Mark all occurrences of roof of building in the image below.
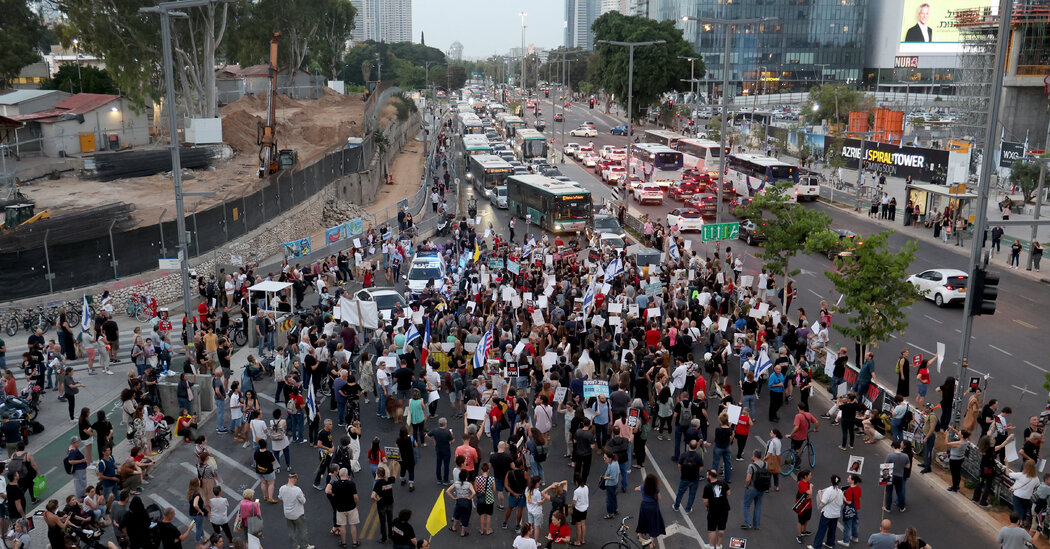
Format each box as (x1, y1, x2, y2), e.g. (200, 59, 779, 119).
(0, 116, 24, 130)
(8, 93, 121, 123)
(0, 89, 69, 105)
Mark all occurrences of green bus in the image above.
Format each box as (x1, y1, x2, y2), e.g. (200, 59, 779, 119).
(461, 134, 491, 158)
(507, 174, 592, 233)
(501, 115, 526, 138)
(512, 128, 548, 162)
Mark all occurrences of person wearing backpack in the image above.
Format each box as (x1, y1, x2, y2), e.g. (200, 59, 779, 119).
(673, 439, 704, 513)
(806, 474, 844, 549)
(741, 450, 770, 530)
(671, 392, 693, 461)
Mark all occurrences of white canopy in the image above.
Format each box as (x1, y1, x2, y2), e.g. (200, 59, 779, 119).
(247, 281, 293, 293)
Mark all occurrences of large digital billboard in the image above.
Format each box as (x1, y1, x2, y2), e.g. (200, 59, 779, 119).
(898, 0, 996, 53)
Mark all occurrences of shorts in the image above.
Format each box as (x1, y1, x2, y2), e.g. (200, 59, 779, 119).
(229, 418, 243, 431)
(528, 511, 543, 526)
(336, 509, 360, 526)
(476, 501, 494, 516)
(495, 478, 506, 492)
(259, 471, 275, 481)
(791, 438, 805, 451)
(109, 339, 120, 351)
(571, 508, 587, 523)
(509, 495, 526, 508)
(917, 383, 929, 397)
(86, 347, 96, 360)
(797, 508, 812, 524)
(707, 510, 728, 532)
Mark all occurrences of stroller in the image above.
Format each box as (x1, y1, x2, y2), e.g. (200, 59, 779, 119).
(151, 417, 173, 453)
(64, 519, 106, 549)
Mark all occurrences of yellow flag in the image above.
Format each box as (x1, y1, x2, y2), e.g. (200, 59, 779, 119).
(473, 242, 481, 263)
(425, 492, 447, 537)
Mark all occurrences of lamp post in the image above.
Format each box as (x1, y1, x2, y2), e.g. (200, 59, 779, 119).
(72, 38, 82, 93)
(518, 12, 527, 92)
(683, 15, 777, 223)
(596, 39, 666, 213)
(678, 56, 697, 102)
(814, 63, 830, 86)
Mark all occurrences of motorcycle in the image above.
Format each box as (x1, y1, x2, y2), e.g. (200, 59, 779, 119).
(467, 198, 478, 219)
(437, 213, 456, 236)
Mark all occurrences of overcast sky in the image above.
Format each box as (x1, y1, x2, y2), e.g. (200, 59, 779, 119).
(413, 0, 564, 59)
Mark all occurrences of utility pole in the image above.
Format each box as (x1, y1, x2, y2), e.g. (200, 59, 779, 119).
(678, 56, 697, 101)
(815, 63, 830, 87)
(518, 12, 527, 91)
(597, 39, 667, 214)
(683, 15, 777, 223)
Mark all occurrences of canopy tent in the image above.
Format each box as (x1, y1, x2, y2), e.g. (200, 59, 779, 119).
(246, 280, 292, 317)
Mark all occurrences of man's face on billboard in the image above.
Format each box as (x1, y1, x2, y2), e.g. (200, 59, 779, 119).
(917, 5, 930, 25)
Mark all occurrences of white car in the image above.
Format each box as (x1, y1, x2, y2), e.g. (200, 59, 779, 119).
(575, 145, 594, 159)
(598, 232, 626, 252)
(907, 268, 969, 307)
(354, 287, 407, 321)
(492, 185, 508, 209)
(608, 149, 627, 162)
(633, 183, 664, 205)
(405, 252, 447, 297)
(602, 165, 626, 183)
(582, 153, 600, 168)
(563, 142, 579, 156)
(570, 127, 598, 138)
(599, 145, 615, 159)
(666, 208, 704, 232)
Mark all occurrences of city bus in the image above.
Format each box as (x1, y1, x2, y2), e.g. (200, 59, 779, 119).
(643, 129, 685, 150)
(725, 153, 799, 198)
(500, 115, 526, 138)
(457, 112, 484, 135)
(512, 128, 549, 162)
(676, 138, 728, 172)
(506, 174, 593, 233)
(631, 143, 684, 172)
(461, 134, 491, 158)
(467, 154, 514, 199)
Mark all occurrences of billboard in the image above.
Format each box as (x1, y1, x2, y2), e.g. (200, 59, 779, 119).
(837, 138, 950, 182)
(898, 0, 995, 53)
(999, 142, 1026, 168)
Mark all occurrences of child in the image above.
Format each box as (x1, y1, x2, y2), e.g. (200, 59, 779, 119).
(547, 510, 571, 548)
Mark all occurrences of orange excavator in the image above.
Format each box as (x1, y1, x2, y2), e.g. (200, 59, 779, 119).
(257, 32, 280, 178)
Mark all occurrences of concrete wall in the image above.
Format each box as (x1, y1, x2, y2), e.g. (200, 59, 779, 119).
(1000, 85, 1050, 151)
(334, 111, 421, 206)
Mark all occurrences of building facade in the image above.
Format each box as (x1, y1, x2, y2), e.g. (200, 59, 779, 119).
(565, 0, 601, 50)
(449, 41, 463, 61)
(350, 0, 412, 44)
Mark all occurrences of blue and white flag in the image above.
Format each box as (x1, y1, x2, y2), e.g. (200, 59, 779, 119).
(472, 323, 494, 372)
(605, 257, 623, 280)
(404, 322, 421, 353)
(755, 348, 773, 378)
(582, 282, 597, 317)
(668, 237, 681, 264)
(306, 381, 317, 422)
(521, 236, 537, 259)
(80, 295, 92, 333)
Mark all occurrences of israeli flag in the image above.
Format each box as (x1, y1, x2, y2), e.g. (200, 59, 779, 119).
(472, 323, 493, 372)
(668, 237, 681, 264)
(755, 348, 774, 378)
(80, 295, 92, 333)
(306, 381, 317, 422)
(522, 236, 537, 259)
(605, 257, 623, 279)
(582, 282, 597, 317)
(404, 322, 421, 353)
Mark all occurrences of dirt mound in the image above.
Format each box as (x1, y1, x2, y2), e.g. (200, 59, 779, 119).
(379, 103, 398, 127)
(222, 110, 263, 154)
(220, 93, 302, 115)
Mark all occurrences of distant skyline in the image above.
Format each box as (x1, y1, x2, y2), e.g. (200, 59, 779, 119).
(412, 0, 564, 59)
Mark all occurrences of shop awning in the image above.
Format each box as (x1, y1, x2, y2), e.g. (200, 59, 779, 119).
(907, 183, 977, 199)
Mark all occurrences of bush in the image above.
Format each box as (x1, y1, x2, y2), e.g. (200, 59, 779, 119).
(392, 92, 418, 121)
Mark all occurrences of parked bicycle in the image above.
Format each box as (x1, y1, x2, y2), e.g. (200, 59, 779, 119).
(601, 516, 645, 549)
(4, 306, 53, 337)
(125, 293, 157, 322)
(781, 434, 817, 475)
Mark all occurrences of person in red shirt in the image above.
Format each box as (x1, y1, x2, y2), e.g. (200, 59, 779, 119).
(794, 469, 814, 543)
(693, 376, 707, 403)
(4, 370, 17, 396)
(733, 406, 752, 460)
(547, 510, 571, 546)
(454, 434, 479, 480)
(645, 322, 661, 349)
(789, 402, 819, 451)
(841, 473, 862, 544)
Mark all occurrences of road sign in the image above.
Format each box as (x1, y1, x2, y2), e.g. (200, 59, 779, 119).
(701, 222, 740, 242)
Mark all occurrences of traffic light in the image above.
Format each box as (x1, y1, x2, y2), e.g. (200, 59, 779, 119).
(589, 98, 595, 109)
(544, 89, 549, 97)
(968, 266, 1000, 316)
(668, 99, 674, 109)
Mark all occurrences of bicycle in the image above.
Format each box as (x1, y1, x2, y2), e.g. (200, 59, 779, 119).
(5, 306, 52, 337)
(601, 515, 647, 549)
(125, 293, 156, 322)
(781, 434, 817, 475)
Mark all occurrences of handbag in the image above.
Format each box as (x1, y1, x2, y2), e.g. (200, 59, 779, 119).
(843, 502, 857, 520)
(247, 515, 264, 535)
(764, 441, 782, 475)
(792, 495, 810, 514)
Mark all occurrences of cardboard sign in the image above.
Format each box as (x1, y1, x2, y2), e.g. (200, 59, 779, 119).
(609, 316, 622, 326)
(729, 538, 747, 549)
(726, 404, 742, 425)
(879, 463, 893, 486)
(386, 447, 401, 461)
(969, 377, 981, 391)
(583, 380, 609, 398)
(542, 353, 557, 371)
(847, 456, 865, 475)
(507, 363, 519, 377)
(936, 342, 945, 373)
(740, 275, 754, 288)
(466, 405, 487, 421)
(627, 407, 641, 428)
(554, 386, 568, 404)
(592, 316, 606, 327)
(717, 318, 729, 332)
(532, 310, 545, 326)
(912, 354, 923, 368)
(608, 303, 623, 314)
(646, 307, 660, 318)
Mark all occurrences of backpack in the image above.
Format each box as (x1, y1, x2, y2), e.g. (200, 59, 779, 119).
(533, 443, 548, 463)
(8, 454, 27, 477)
(334, 445, 354, 470)
(752, 462, 772, 492)
(681, 450, 700, 471)
(63, 455, 74, 475)
(449, 371, 464, 392)
(678, 403, 693, 427)
(901, 407, 914, 425)
(267, 419, 286, 441)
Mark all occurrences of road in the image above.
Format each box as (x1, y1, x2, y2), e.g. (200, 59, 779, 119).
(541, 100, 1050, 425)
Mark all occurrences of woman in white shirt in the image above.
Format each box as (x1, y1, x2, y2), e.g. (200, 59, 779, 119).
(1008, 459, 1040, 524)
(512, 523, 539, 549)
(807, 474, 844, 549)
(572, 476, 589, 545)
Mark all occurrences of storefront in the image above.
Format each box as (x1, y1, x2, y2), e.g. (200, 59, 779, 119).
(905, 183, 976, 225)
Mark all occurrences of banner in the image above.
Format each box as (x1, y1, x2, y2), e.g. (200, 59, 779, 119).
(346, 217, 364, 236)
(898, 0, 994, 53)
(1000, 141, 1026, 168)
(283, 238, 313, 258)
(336, 296, 379, 329)
(837, 138, 949, 182)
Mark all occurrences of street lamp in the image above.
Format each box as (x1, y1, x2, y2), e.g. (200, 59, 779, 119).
(596, 39, 666, 213)
(678, 56, 697, 102)
(518, 12, 527, 91)
(682, 15, 777, 223)
(72, 38, 82, 93)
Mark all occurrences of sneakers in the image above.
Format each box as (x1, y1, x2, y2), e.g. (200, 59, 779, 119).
(313, 484, 324, 491)
(105, 369, 115, 375)
(734, 457, 744, 461)
(837, 541, 851, 547)
(796, 537, 804, 544)
(672, 505, 680, 511)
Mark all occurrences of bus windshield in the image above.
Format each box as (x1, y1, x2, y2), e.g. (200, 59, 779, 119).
(552, 200, 591, 220)
(769, 165, 797, 181)
(522, 139, 547, 159)
(656, 152, 680, 165)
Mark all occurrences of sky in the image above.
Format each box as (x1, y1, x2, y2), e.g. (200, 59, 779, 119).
(413, 0, 564, 59)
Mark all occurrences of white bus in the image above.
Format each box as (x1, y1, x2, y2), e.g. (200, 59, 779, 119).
(725, 153, 799, 198)
(457, 112, 484, 135)
(461, 134, 492, 158)
(467, 154, 514, 201)
(631, 143, 684, 172)
(642, 129, 685, 150)
(676, 138, 728, 172)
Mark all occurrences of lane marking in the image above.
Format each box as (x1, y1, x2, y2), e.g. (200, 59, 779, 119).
(178, 462, 259, 519)
(923, 315, 943, 325)
(1012, 385, 1037, 396)
(808, 289, 824, 299)
(1014, 319, 1036, 329)
(643, 446, 705, 546)
(148, 493, 191, 526)
(968, 367, 992, 379)
(1025, 361, 1049, 374)
(207, 444, 260, 478)
(988, 345, 1013, 357)
(906, 342, 934, 356)
(361, 503, 379, 539)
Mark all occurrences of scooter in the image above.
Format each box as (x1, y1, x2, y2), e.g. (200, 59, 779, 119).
(437, 213, 455, 236)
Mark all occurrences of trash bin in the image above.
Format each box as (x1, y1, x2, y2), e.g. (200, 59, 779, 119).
(156, 375, 209, 417)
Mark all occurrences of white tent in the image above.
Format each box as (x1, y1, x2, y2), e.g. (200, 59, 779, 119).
(247, 280, 292, 317)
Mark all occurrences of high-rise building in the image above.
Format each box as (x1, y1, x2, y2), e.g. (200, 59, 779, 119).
(652, 0, 868, 100)
(350, 0, 412, 44)
(600, 0, 627, 15)
(565, 0, 601, 50)
(449, 41, 463, 61)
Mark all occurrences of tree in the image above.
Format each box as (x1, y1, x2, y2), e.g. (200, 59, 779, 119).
(448, 65, 467, 90)
(0, 1, 46, 89)
(589, 11, 701, 123)
(736, 181, 833, 306)
(307, 0, 356, 79)
(42, 65, 119, 95)
(1009, 160, 1043, 204)
(817, 231, 924, 353)
(802, 83, 874, 128)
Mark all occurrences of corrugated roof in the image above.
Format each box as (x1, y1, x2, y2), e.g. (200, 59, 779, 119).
(0, 89, 68, 105)
(9, 93, 121, 123)
(0, 116, 24, 130)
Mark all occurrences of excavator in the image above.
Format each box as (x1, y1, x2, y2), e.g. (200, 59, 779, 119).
(257, 32, 297, 177)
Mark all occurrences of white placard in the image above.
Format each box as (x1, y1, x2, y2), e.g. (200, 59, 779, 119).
(464, 343, 478, 353)
(647, 307, 660, 318)
(758, 303, 769, 316)
(771, 311, 781, 327)
(716, 272, 725, 284)
(440, 342, 455, 353)
(484, 229, 491, 239)
(466, 405, 487, 421)
(601, 283, 612, 295)
(532, 310, 545, 326)
(824, 349, 837, 378)
(512, 296, 522, 309)
(717, 318, 729, 332)
(553, 386, 568, 404)
(936, 342, 945, 373)
(502, 288, 515, 302)
(467, 301, 477, 312)
(628, 304, 640, 317)
(537, 296, 548, 309)
(1006, 441, 1020, 463)
(748, 307, 763, 319)
(524, 292, 533, 301)
(740, 275, 754, 288)
(702, 317, 713, 329)
(379, 356, 398, 370)
(609, 316, 622, 326)
(544, 285, 554, 297)
(684, 240, 692, 250)
(512, 341, 526, 356)
(838, 382, 849, 397)
(726, 404, 742, 425)
(811, 320, 821, 333)
(592, 316, 606, 327)
(412, 310, 424, 325)
(542, 353, 557, 371)
(353, 238, 362, 248)
(698, 293, 711, 308)
(608, 303, 623, 314)
(1039, 459, 1047, 473)
(475, 216, 482, 225)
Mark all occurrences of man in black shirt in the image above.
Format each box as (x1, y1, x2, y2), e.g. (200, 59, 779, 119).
(390, 508, 418, 549)
(702, 468, 731, 549)
(489, 441, 514, 509)
(325, 468, 359, 546)
(6, 471, 25, 518)
(674, 439, 704, 513)
(503, 459, 528, 531)
(158, 507, 195, 549)
(392, 362, 415, 406)
(313, 419, 335, 489)
(838, 392, 865, 450)
(572, 419, 595, 484)
(91, 411, 113, 460)
(371, 465, 396, 542)
(426, 418, 455, 484)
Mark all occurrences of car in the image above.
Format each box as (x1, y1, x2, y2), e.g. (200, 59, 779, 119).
(599, 232, 627, 252)
(621, 174, 643, 190)
(570, 127, 598, 138)
(582, 153, 600, 168)
(608, 149, 627, 162)
(499, 152, 516, 162)
(729, 196, 754, 215)
(563, 142, 579, 156)
(526, 100, 535, 108)
(706, 179, 736, 200)
(602, 165, 626, 183)
(575, 145, 594, 159)
(633, 183, 665, 205)
(681, 169, 712, 185)
(685, 193, 718, 216)
(582, 121, 597, 129)
(599, 145, 615, 159)
(738, 219, 768, 245)
(819, 228, 862, 259)
(491, 143, 508, 152)
(554, 113, 564, 122)
(354, 287, 407, 321)
(907, 268, 969, 307)
(595, 158, 615, 174)
(405, 252, 447, 297)
(610, 125, 633, 136)
(492, 185, 508, 208)
(592, 214, 625, 237)
(669, 181, 702, 200)
(667, 208, 705, 232)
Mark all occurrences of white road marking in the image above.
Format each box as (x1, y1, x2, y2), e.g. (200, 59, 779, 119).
(923, 315, 943, 325)
(988, 345, 1013, 356)
(1025, 361, 1049, 374)
(207, 444, 260, 478)
(906, 342, 934, 356)
(1012, 385, 1037, 396)
(968, 367, 992, 379)
(643, 447, 705, 546)
(808, 289, 824, 299)
(148, 493, 190, 525)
